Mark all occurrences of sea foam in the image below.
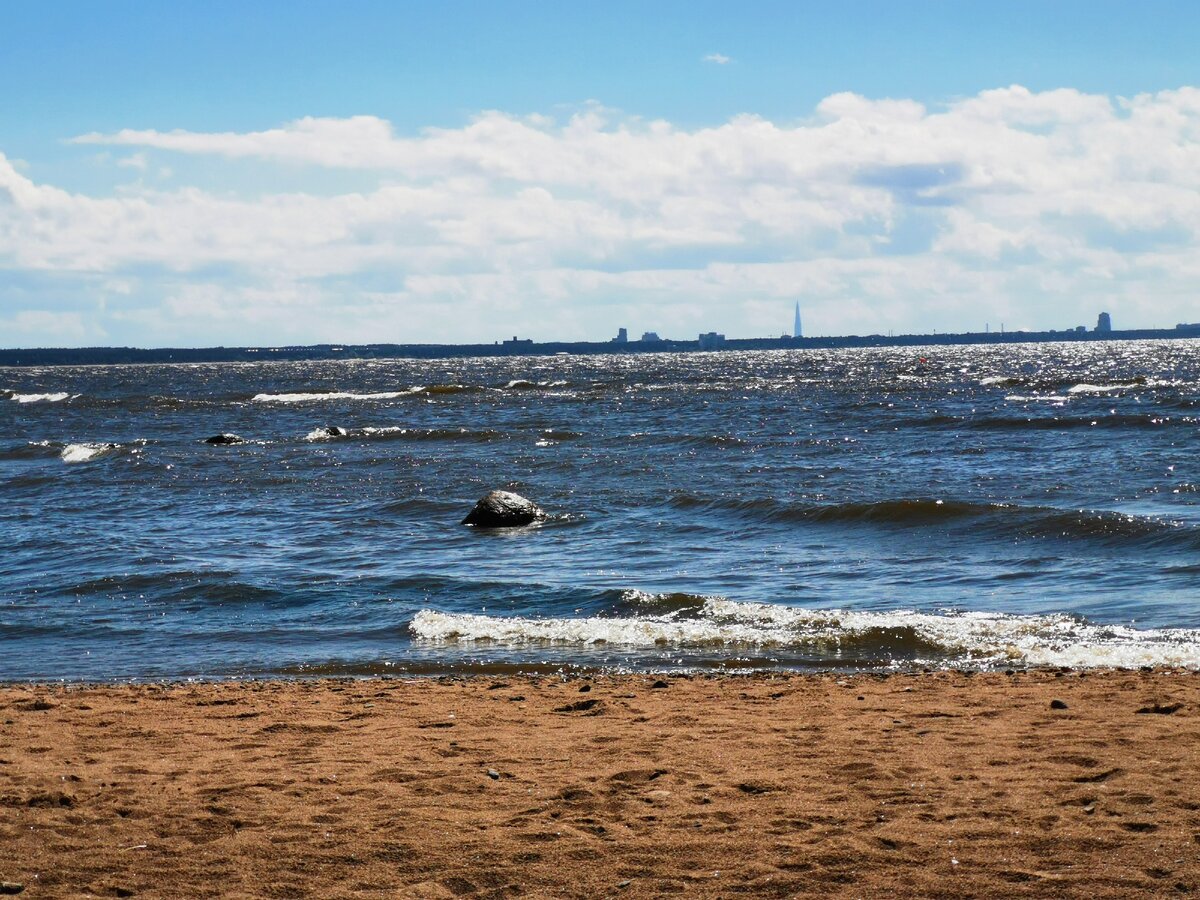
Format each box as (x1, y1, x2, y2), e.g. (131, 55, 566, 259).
(60, 442, 120, 463)
(11, 392, 72, 403)
(410, 598, 1200, 670)
(252, 389, 418, 403)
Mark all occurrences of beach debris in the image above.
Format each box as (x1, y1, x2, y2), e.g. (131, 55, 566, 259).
(461, 490, 546, 527)
(0, 883, 25, 895)
(738, 781, 776, 795)
(486, 768, 500, 780)
(1050, 699, 1069, 710)
(1137, 702, 1183, 715)
(203, 433, 245, 445)
(553, 698, 601, 714)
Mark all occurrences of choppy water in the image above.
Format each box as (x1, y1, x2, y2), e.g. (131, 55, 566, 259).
(4, 341, 1200, 680)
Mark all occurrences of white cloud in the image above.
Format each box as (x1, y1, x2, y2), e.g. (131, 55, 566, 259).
(117, 152, 149, 170)
(3, 85, 1200, 345)
(703, 53, 731, 65)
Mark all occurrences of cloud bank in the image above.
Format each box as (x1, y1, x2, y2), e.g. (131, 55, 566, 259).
(4, 85, 1200, 346)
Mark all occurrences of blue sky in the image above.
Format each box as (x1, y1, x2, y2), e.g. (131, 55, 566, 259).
(3, 1, 1200, 346)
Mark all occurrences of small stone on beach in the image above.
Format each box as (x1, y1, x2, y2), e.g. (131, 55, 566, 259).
(1050, 699, 1069, 710)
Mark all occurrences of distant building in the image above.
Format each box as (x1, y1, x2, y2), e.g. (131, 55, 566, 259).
(698, 331, 726, 350)
(793, 303, 803, 338)
(1177, 323, 1200, 332)
(611, 327, 628, 343)
(1096, 312, 1112, 333)
(502, 335, 533, 346)
(1075, 325, 1087, 333)
(640, 332, 661, 342)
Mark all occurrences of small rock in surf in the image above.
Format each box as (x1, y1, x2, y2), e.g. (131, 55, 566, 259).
(203, 434, 245, 445)
(461, 490, 546, 527)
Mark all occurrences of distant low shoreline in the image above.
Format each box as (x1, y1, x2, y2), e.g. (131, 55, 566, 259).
(4, 324, 1200, 367)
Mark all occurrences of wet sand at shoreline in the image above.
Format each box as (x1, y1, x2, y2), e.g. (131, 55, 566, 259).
(2, 671, 1199, 898)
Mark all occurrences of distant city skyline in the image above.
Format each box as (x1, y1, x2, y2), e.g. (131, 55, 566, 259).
(2, 2, 1200, 348)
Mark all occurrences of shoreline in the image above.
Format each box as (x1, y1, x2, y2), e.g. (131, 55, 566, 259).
(4, 670, 1200, 897)
(4, 328, 1200, 369)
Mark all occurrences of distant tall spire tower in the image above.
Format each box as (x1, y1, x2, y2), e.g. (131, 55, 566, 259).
(793, 302, 803, 339)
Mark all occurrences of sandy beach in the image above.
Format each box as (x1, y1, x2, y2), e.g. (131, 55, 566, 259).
(2, 671, 1199, 898)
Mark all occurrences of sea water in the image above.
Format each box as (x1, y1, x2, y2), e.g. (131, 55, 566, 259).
(3, 340, 1200, 680)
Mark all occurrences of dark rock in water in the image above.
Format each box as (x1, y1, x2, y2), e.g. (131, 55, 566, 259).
(204, 433, 245, 445)
(461, 490, 545, 527)
(316, 426, 349, 438)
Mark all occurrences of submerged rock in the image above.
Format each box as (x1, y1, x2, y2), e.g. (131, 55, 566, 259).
(461, 490, 545, 527)
(318, 426, 349, 437)
(203, 433, 245, 445)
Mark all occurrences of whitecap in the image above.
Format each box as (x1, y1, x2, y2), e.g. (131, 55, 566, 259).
(60, 442, 119, 464)
(1068, 383, 1139, 394)
(253, 389, 417, 403)
(12, 392, 72, 403)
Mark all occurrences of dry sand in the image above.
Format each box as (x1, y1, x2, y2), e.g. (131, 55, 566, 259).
(2, 671, 1199, 898)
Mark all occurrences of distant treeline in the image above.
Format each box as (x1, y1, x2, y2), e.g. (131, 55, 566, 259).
(3, 327, 1200, 367)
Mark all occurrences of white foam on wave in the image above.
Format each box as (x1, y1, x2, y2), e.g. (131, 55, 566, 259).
(12, 392, 72, 403)
(1005, 394, 1070, 403)
(304, 425, 406, 441)
(253, 389, 418, 403)
(60, 442, 118, 463)
(409, 597, 1200, 669)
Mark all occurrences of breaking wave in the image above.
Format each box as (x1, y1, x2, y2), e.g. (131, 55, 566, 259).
(304, 425, 502, 442)
(59, 442, 126, 464)
(10, 392, 73, 403)
(410, 599, 1200, 669)
(252, 389, 421, 403)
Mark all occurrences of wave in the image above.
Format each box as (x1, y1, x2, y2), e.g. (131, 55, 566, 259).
(412, 384, 483, 396)
(60, 442, 125, 464)
(502, 379, 571, 390)
(9, 392, 74, 403)
(669, 494, 990, 524)
(980, 374, 1190, 395)
(1068, 382, 1146, 394)
(253, 384, 493, 403)
(0, 441, 64, 461)
(921, 411, 1195, 430)
(305, 425, 502, 442)
(252, 389, 423, 403)
(666, 494, 1200, 549)
(410, 599, 1200, 669)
